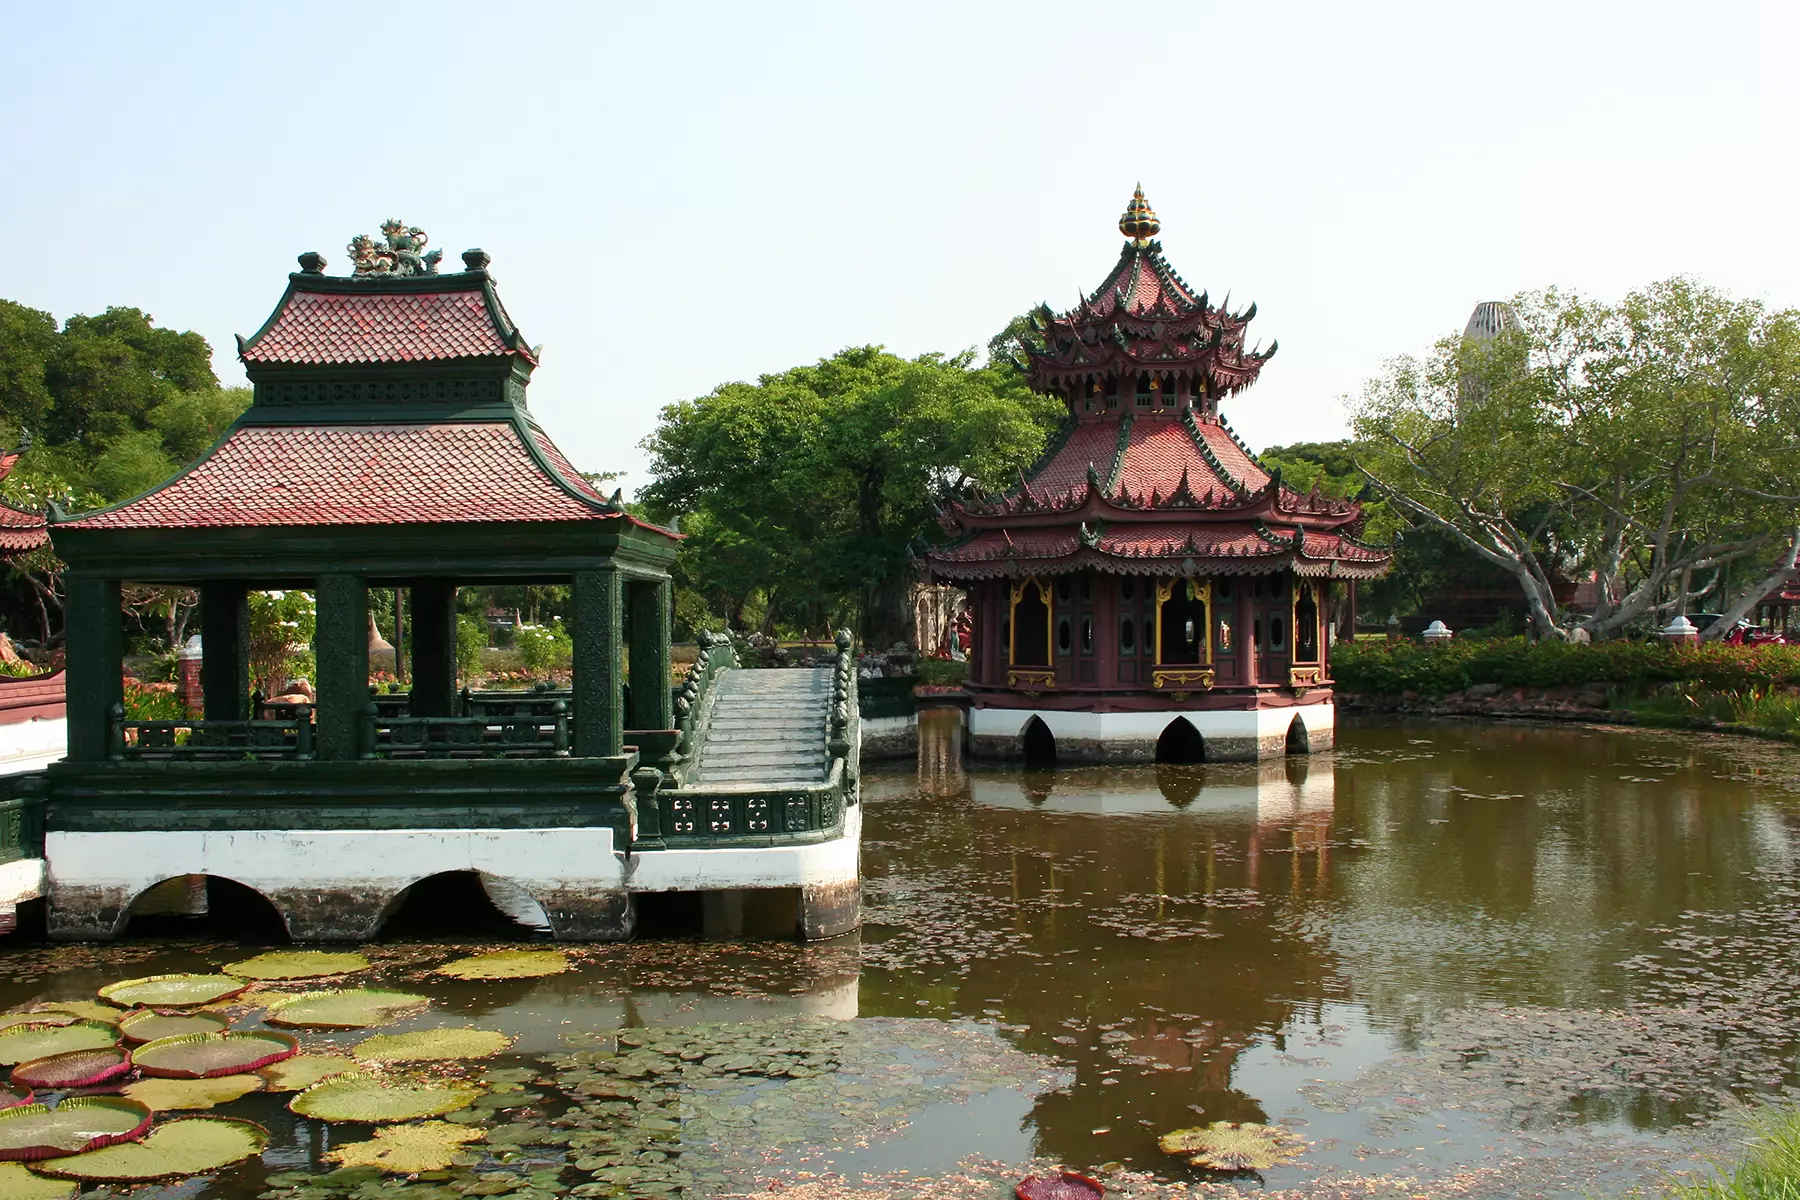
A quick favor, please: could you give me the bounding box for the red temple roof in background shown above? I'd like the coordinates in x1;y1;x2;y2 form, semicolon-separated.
240;288;531;366
0;445;48;558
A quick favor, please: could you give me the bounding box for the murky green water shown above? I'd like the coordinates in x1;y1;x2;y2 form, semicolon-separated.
7;713;1800;1197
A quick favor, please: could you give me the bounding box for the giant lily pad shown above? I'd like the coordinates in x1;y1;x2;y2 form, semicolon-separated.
11;1003;121;1025
1158;1122;1305;1171
290;1075;479;1123
31;1116;268;1181
132;1031;297;1079
97;974;247;1009
1017;1173;1105;1200
354;1028;512;1064
0;1162;73;1200
263;989;429;1030
0;1021;120;1066
257;1054;357;1092
11;1046;132;1089
323;1121;485;1173
223;950;371;981
0;1088;32;1111
117;1009;228;1044
0;1014;76;1033
124;1075;265;1112
0;1097;151;1161
435;949;570;980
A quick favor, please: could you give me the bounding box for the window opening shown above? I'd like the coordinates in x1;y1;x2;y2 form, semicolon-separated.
1121;618;1136;654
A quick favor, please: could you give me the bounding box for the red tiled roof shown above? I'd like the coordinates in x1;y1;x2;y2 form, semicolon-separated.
1114;420;1223;499
1088;246;1199;317
1029;423;1120;501
926;521;1391;579
241;287;527;366
0;504;48;556
1019;417;1266;509
1195;423;1270;490
57;422;620;530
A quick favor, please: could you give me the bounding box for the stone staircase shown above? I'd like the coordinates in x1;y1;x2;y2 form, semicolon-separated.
690;667;834;788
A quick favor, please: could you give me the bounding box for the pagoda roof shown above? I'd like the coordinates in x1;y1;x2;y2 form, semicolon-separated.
923;522;1391;581
0;443;48;559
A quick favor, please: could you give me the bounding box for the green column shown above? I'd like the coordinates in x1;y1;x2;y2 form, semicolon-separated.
408;580;459;717
199;583;249;721
64;575;123;762
627;577;674;731
314;574;369;761
572;567;622;757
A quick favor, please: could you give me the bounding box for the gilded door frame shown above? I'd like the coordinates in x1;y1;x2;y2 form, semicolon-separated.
1009;576;1052;667
1153;577;1213;667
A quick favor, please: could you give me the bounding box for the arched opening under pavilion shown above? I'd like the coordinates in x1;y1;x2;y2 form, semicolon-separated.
1156;716;1207;764
1020;715;1057;765
1286;715;1310;756
121;874;288;941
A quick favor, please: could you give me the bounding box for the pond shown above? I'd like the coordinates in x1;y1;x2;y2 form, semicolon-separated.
4;711;1799;1198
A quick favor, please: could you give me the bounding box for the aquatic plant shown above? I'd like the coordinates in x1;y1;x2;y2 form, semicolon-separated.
0;1097;152;1161
1016;1171;1105;1199
1157;1122;1305;1172
97;974;248;1008
353;1027;512;1063
263;988;429;1029
10;1045;132;1089
289;1075;480;1123
123;1075;266;1112
435;949;570;980
256;1053;357;1091
116;1009;228;1044
0;1089;32;1111
30;1116;268;1181
0;1162;72;1200
223;950;371;980
0;1020;120;1066
0;1013;75;1033
132;1030;297;1079
323;1121;485;1173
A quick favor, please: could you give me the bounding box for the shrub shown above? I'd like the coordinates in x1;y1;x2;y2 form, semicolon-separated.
515;620;573;675
247;590;316;697
123;680;188;721
1332;637;1800;697
456;613;488;683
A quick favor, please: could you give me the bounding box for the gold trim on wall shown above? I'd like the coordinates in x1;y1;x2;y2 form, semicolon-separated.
1154;577;1213;667
1152;667;1216;690
1008;669;1056;690
1290;579;1322;666
1009;576;1052;667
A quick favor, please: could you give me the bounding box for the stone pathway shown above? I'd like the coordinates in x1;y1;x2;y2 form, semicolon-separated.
691;667;833;788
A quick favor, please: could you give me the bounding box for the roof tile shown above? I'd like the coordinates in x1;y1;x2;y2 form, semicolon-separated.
241;289;516;365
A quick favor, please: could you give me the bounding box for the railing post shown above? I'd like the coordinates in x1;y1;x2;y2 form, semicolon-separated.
107;702;127;761
552;701;570;755
296;704;314;759
360;701;379;760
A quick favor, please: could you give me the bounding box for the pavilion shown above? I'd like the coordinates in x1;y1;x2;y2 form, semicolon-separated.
924;189;1391;763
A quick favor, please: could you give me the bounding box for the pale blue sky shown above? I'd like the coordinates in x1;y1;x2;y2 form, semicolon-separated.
5;2;1797;492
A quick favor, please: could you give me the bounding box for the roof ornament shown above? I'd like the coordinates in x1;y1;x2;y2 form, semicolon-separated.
348;219;444;277
1119;184;1160;247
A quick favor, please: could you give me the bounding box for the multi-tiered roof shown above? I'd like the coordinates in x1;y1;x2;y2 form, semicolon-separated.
0;439;48;559
925;188;1389;582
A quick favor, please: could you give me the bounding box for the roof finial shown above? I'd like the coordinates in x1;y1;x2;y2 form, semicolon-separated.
1119;184;1160;246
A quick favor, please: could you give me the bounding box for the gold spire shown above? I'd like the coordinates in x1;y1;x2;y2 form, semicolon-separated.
1119;184;1160;245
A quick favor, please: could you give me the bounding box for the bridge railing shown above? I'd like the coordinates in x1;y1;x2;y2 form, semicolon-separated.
108;703;316;761
361;702;570;759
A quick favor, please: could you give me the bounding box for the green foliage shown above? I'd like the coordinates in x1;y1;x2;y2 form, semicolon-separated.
914;658;968;687
514;620;572;675
1662;1105;1800;1198
455;613;487;683
246;591;315;697
641;344;1062;642
121;681;188;721
1333;637;1800;696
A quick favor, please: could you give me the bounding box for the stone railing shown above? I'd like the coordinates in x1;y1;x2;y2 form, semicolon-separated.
108;704;316;761
671;631;738;770
0;773;47;865
361;703;570;759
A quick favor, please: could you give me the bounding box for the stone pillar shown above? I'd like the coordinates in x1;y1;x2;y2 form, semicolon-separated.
1237;577;1258;687
627;577;674;731
198;583;249;721
314;574;369;761
572;567;623;757
408;580;459;718
64;575;123;762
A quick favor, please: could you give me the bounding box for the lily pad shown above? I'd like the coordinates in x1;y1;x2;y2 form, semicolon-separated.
0;1021;120;1066
117;1009;229;1044
8;1003;120;1026
0;1162;73;1200
132;1031;298;1079
0;1014;76;1033
223;950;371;981
290;1075;479;1123
263;989;429;1029
32;1116;268;1181
11;1046;132;1089
257;1054;357;1092
1158;1122;1305;1171
123;1075;265;1112
97;974;247;1009
435;949;571;980
354;1027;512;1063
0;1089;32;1111
0;1097;152;1161
1017;1173;1105;1200
324;1121;485;1173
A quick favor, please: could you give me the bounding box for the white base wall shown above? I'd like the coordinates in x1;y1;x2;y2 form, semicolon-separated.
0;857;45;908
969;701;1333;759
629;804;861;892
0;717;65;776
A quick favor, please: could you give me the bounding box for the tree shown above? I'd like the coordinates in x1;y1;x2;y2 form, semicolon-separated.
1352;280;1800;640
642;345;1063;644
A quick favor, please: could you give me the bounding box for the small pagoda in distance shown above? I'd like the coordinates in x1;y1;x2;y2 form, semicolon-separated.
925;187;1390;764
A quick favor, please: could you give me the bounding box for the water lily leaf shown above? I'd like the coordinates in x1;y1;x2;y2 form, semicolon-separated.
223;950;371;981
123;1075;265;1112
0;1089;32;1111
0;1097;152;1161
0;1162;73;1200
8;1003;120;1026
1016;1173;1105;1200
354;1028;513;1064
257;1053;357;1092
0;1014;76;1033
31;1116;268;1181
323;1121;485;1173
116;1009;229;1045
435;950;570;980
0;1021;120;1066
1157;1122;1305;1171
263;989;430;1029
11;1046;133;1089
290;1075;479;1123
132;1031;298;1079
97;974;247;1009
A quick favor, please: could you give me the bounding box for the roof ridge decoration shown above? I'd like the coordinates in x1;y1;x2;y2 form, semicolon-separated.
1119;184;1160;246
1183;407;1251;500
349;219;443;277
1106;415;1134;494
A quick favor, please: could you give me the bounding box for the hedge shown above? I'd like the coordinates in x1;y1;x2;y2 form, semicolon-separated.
1331;637;1800;697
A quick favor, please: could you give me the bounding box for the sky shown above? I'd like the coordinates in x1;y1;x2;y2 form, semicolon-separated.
5;1;1799;496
